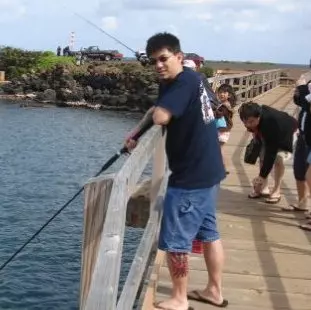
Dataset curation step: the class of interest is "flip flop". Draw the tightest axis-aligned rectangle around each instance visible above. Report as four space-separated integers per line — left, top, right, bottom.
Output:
153 302 194 310
187 290 228 308
299 223 311 231
248 192 270 199
265 196 281 204
281 204 308 212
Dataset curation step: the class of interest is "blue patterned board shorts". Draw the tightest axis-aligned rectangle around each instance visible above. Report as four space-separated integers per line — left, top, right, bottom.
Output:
158 185 220 253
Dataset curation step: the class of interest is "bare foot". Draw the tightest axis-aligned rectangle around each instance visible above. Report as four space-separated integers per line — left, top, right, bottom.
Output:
200 285 225 306
154 298 189 310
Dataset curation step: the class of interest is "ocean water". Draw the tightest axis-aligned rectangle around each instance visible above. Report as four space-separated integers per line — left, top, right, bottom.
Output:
0 101 144 309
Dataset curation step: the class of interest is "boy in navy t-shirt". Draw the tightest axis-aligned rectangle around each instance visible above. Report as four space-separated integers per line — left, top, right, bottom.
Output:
125 33 228 309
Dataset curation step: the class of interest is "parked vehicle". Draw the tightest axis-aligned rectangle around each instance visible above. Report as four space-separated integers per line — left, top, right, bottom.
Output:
81 46 123 61
183 52 205 68
63 46 123 61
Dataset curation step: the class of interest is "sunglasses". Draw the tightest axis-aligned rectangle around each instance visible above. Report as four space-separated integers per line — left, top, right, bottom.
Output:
149 54 173 65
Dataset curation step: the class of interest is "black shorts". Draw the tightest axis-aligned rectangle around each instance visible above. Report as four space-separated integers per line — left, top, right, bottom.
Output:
293 134 310 181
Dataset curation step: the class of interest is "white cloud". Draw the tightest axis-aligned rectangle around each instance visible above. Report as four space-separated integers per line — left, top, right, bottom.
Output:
233 22 251 32
276 3 296 13
101 16 118 30
174 0 217 3
196 13 213 21
253 24 270 32
0 0 310 63
167 24 179 36
240 9 257 18
0 0 26 23
124 0 177 10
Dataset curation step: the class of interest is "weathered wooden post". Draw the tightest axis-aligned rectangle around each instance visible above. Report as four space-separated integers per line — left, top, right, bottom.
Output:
79 175 115 309
0 71 5 82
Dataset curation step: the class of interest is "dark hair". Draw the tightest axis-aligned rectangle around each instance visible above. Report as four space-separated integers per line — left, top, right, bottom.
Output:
217 84 237 107
238 101 262 121
146 32 181 57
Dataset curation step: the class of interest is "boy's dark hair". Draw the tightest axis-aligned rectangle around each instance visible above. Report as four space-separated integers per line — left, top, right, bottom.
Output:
238 101 262 121
146 32 181 57
217 84 238 107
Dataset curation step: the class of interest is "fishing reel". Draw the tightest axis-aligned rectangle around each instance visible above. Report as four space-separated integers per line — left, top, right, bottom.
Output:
135 51 150 67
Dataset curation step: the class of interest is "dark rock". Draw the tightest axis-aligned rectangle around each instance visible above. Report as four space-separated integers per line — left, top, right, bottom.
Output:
56 88 83 102
1 83 15 94
1 64 160 111
118 95 128 105
84 86 93 99
105 95 119 106
36 89 57 102
93 89 102 96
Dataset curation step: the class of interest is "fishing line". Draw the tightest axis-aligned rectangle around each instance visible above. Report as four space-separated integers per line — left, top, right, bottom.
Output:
69 8 136 54
0 120 153 272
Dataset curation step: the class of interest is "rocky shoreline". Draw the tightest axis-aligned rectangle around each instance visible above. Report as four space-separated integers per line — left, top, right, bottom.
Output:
0 63 159 112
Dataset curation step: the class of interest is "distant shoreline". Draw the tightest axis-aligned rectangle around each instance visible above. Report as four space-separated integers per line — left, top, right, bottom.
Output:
0 94 144 113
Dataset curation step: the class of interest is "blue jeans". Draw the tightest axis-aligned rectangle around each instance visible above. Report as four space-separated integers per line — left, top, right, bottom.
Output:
158 185 220 253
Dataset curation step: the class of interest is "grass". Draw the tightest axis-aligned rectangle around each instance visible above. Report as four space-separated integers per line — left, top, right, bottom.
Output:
35 54 75 71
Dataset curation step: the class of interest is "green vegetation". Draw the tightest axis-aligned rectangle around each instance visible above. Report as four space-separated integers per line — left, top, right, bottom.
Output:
0 46 75 79
199 66 214 77
0 46 215 81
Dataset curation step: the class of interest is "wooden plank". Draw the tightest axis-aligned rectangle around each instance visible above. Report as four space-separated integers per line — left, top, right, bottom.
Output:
79 175 114 309
161 251 311 279
159 268 311 295
218 220 311 246
156 288 311 310
140 251 166 310
221 238 311 255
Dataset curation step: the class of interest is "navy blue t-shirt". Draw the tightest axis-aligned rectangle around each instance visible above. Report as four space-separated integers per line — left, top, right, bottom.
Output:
155 67 226 189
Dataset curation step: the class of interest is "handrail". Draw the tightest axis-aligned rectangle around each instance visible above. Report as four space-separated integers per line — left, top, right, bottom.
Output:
80 125 166 309
207 68 281 83
207 69 282 103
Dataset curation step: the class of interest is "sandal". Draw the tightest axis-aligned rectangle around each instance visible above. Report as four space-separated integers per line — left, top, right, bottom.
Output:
154 302 194 310
282 204 308 212
299 222 311 231
187 290 228 308
248 191 270 199
305 212 311 219
265 196 281 204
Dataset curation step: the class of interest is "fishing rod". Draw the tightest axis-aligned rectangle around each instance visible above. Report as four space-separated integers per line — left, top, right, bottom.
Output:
0 120 153 272
72 11 136 54
67 8 150 65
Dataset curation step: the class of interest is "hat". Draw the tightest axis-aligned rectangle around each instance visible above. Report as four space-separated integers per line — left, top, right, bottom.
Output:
183 59 196 70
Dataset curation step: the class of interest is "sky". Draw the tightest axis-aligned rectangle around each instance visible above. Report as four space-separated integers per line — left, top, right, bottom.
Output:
0 0 310 64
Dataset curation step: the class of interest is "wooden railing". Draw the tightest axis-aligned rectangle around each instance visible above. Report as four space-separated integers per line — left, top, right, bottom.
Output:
208 69 282 103
80 125 167 310
78 68 282 310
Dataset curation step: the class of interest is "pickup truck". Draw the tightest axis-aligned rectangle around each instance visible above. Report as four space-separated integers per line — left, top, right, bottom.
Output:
81 46 123 61
63 46 123 61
